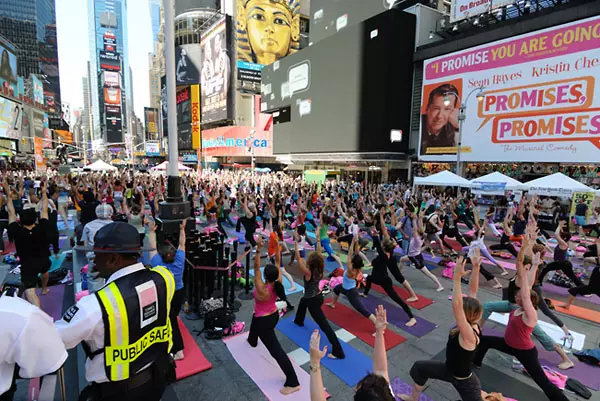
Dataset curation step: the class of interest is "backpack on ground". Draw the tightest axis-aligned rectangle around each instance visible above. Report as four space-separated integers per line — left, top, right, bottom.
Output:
200 308 235 340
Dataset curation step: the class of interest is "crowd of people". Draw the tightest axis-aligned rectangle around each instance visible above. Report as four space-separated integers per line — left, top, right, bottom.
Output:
0 168 599 401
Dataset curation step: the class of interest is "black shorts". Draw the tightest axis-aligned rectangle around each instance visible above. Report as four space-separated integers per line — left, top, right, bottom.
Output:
21 258 51 290
408 254 425 270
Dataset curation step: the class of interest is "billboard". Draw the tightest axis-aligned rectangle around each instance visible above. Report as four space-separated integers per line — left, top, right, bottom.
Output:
144 107 158 135
105 104 122 143
201 17 232 124
0 97 21 139
32 75 44 105
450 0 513 24
55 129 73 145
145 141 160 156
161 75 168 137
99 50 121 71
103 32 117 51
103 71 120 87
177 86 192 150
190 84 201 149
104 87 121 105
236 0 301 92
420 15 600 163
202 125 273 157
175 44 201 85
34 137 45 172
0 36 18 96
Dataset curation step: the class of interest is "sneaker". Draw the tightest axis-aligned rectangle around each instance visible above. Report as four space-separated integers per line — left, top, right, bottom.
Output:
174 350 185 361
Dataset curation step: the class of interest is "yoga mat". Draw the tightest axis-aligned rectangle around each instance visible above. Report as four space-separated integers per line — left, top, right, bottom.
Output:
224 333 315 401
49 253 67 272
432 348 544 400
175 317 212 380
2 240 15 254
548 299 600 324
249 267 304 296
370 284 434 310
361 295 438 337
484 326 600 390
35 283 66 321
322 301 406 349
277 317 372 386
542 284 600 306
392 377 435 401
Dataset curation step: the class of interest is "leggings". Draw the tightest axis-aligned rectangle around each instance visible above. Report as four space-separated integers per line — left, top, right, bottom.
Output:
462 245 501 269
245 231 257 248
408 360 482 401
320 238 335 259
169 288 185 354
48 231 60 255
333 285 371 318
294 294 345 358
440 227 469 249
489 235 518 257
457 214 474 229
247 312 300 388
474 336 568 401
569 265 600 297
538 261 584 287
364 275 414 319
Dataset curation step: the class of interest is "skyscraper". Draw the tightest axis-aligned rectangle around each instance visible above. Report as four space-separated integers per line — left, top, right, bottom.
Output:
147 4 164 139
148 0 161 47
88 0 131 144
0 0 62 116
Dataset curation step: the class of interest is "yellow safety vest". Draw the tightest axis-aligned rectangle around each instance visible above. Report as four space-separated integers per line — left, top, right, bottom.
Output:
96 265 175 381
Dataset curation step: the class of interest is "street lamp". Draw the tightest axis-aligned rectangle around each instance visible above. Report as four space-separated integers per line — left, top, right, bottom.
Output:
248 129 256 174
443 86 485 177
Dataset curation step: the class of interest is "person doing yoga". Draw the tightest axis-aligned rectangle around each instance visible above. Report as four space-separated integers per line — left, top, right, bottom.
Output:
462 226 506 289
398 251 484 401
247 236 300 395
537 220 584 288
489 212 519 258
327 235 377 329
472 225 570 401
361 210 418 327
318 206 344 270
293 228 345 359
560 238 600 309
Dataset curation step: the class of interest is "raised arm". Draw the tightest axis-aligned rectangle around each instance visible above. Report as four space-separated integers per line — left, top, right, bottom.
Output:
146 220 159 260
372 305 390 382
3 179 16 224
554 221 568 249
452 256 479 347
40 180 48 221
517 224 538 327
379 209 390 240
294 231 310 279
254 237 270 300
178 219 186 252
468 248 481 298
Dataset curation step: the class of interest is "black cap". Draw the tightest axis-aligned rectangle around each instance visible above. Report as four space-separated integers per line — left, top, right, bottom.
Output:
83 222 154 254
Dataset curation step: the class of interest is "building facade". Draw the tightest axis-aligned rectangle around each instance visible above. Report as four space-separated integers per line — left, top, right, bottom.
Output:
88 0 131 144
0 0 62 116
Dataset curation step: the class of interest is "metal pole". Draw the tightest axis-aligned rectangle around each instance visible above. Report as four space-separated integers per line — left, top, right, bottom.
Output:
164 0 179 181
456 104 466 177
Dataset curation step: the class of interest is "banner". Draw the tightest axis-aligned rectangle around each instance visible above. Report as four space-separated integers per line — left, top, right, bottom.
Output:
570 191 595 224
191 84 201 149
144 107 158 135
201 17 232 123
0 96 20 139
34 137 45 172
201 125 272 157
55 129 73 145
471 181 507 195
31 75 44 105
236 0 301 93
145 141 160 156
450 0 513 23
176 44 201 85
0 36 18 96
420 16 600 163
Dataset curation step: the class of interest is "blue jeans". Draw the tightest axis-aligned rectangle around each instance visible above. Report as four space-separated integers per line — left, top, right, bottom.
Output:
482 301 555 351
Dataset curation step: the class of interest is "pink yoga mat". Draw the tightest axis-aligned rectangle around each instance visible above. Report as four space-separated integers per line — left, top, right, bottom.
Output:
224 333 327 401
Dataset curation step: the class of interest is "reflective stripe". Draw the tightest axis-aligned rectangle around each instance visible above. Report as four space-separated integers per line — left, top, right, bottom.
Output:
98 283 130 381
105 324 170 364
152 266 175 352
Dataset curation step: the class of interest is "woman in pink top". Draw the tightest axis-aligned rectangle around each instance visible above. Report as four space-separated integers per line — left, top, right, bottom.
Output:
473 222 568 401
247 236 300 395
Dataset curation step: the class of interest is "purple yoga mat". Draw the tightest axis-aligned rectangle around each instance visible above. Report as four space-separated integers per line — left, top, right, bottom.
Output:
542 283 600 306
392 377 434 401
483 326 600 390
35 283 66 321
362 294 438 337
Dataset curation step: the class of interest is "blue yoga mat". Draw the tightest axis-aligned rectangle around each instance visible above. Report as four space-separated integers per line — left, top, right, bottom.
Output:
249 267 304 296
49 253 67 272
277 317 372 387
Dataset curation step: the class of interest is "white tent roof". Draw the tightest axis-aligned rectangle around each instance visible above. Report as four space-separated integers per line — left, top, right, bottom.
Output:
86 159 117 171
471 171 524 191
524 173 595 196
413 170 471 187
150 161 192 171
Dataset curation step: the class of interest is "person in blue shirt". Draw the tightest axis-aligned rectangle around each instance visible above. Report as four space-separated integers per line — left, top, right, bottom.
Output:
147 219 187 361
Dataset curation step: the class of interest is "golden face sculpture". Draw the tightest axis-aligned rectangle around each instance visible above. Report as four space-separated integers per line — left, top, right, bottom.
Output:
237 0 300 65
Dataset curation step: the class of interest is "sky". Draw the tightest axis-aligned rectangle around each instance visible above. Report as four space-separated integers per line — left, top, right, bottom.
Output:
56 0 154 120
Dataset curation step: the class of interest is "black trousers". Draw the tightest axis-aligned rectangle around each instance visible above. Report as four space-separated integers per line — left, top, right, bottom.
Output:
247 312 300 388
489 236 519 257
333 285 371 318
0 221 7 252
440 227 469 249
170 288 185 354
364 275 414 319
79 365 167 401
457 214 474 229
294 294 345 358
538 261 584 287
49 230 60 255
409 360 482 401
473 336 568 401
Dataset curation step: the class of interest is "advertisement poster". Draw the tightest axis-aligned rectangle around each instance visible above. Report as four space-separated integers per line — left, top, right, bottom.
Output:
190 84 201 149
177 86 192 150
104 87 121 105
236 0 301 91
0 37 18 96
201 17 232 123
99 50 121 71
201 126 272 157
145 141 160 156
176 44 201 85
34 137 45 172
570 191 595 223
144 107 158 135
0 96 20 139
31 75 44 104
420 16 600 163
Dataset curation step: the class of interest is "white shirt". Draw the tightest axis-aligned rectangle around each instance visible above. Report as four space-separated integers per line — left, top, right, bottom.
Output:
82 218 112 260
0 296 68 394
54 263 146 383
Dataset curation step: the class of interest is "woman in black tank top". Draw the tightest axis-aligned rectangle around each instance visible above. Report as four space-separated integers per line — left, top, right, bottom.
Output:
398 252 484 401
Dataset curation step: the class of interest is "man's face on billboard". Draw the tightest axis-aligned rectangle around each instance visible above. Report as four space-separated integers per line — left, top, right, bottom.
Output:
426 94 455 135
246 0 293 65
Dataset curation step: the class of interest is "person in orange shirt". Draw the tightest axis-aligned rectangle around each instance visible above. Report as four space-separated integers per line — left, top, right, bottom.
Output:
266 223 296 310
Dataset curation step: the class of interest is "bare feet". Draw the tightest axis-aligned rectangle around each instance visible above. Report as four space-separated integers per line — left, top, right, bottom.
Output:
327 354 339 359
280 386 301 395
42 288 50 295
501 270 509 276
406 318 417 327
406 296 419 302
558 303 571 309
359 292 368 298
493 283 503 289
326 303 336 309
558 360 575 370
289 286 297 292
436 286 444 292
397 394 412 401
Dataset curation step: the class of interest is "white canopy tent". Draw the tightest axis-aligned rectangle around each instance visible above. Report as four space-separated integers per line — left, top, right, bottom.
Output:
413 170 472 188
150 161 192 172
524 173 595 197
471 172 525 191
86 159 117 171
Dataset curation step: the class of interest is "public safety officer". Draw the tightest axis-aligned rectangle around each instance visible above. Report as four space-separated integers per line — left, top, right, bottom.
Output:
55 222 176 401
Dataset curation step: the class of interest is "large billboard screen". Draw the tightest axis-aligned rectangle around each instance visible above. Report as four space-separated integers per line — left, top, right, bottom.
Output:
32 75 44 105
104 87 121 105
144 107 158 136
175 44 201 85
99 50 121 71
0 97 20 139
0 36 18 96
235 0 301 92
177 86 192 150
420 16 600 163
201 17 232 124
202 124 273 157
